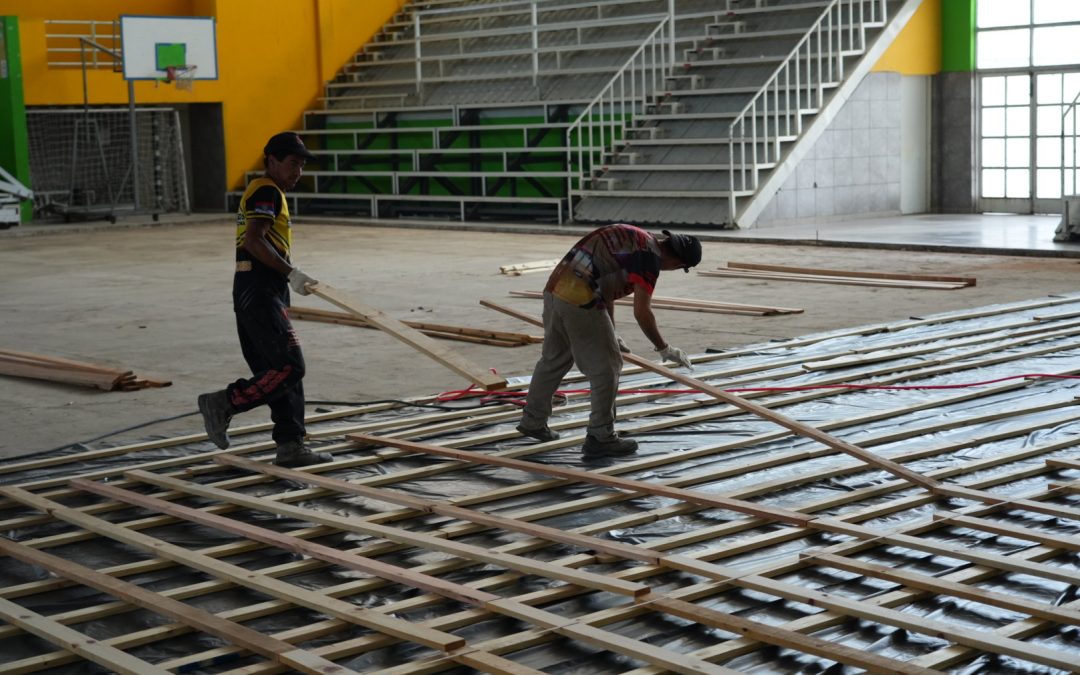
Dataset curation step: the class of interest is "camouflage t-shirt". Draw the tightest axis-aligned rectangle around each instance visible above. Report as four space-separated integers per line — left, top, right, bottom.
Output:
545 224 661 309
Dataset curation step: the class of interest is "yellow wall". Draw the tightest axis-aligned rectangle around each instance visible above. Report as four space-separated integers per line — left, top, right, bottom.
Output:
1 0 405 191
873 0 942 75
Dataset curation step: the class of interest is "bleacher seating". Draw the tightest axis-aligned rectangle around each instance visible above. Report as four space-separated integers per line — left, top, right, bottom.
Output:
231 0 920 227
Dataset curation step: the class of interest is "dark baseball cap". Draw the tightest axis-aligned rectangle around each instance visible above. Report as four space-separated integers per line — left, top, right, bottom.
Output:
264 132 316 160
662 229 702 272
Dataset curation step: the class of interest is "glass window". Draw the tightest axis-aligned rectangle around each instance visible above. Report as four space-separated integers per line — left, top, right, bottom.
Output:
1065 73 1080 103
983 76 1006 106
1037 168 1062 198
1032 25 1080 66
1037 136 1064 167
1037 104 1063 135
1066 168 1079 195
1034 0 1080 25
978 0 1029 28
983 168 1006 197
1006 74 1031 105
1006 169 1031 197
983 107 1006 136
983 138 1006 166
1037 73 1062 104
1006 106 1030 136
1006 137 1029 166
978 29 1030 69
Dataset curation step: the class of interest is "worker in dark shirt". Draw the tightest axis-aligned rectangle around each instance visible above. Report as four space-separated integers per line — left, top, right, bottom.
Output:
517 224 702 458
197 132 331 467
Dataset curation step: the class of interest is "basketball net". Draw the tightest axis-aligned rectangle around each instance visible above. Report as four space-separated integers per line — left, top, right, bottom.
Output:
166 65 197 91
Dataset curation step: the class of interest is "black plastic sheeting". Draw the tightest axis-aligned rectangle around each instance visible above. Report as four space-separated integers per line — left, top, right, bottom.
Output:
3 295 1080 673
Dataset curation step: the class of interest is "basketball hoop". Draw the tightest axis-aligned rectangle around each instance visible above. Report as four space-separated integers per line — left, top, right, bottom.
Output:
165 65 197 91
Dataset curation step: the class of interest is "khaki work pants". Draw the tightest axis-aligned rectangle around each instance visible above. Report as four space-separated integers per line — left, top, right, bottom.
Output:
521 292 623 441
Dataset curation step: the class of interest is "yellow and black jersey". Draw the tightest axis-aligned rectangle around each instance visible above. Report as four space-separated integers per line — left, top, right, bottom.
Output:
233 177 292 310
236 177 291 259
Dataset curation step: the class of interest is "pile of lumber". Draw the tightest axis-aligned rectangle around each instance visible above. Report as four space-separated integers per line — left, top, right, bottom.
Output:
508 290 802 316
700 262 976 290
289 306 542 348
0 349 171 391
498 258 560 276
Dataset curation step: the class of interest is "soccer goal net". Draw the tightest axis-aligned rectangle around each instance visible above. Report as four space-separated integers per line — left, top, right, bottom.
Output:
26 107 190 221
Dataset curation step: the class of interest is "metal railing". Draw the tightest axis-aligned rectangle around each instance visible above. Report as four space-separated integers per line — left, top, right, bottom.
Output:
411 0 676 98
1063 91 1080 198
565 13 674 220
725 0 888 222
45 20 120 69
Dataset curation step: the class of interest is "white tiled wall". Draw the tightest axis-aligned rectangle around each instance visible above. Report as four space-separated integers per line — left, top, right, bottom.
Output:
756 72 905 225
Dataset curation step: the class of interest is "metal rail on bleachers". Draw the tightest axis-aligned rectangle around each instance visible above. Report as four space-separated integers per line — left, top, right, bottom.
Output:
565 10 673 221
411 0 676 100
725 0 888 222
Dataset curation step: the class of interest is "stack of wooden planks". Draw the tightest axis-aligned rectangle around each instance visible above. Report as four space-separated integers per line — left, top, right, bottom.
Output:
0 348 171 391
700 262 977 290
498 258 560 276
289 306 542 348
508 289 802 315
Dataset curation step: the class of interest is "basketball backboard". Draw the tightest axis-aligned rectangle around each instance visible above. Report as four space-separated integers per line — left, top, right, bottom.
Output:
120 15 218 80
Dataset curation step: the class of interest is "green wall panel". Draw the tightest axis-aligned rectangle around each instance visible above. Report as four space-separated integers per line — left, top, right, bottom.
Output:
0 16 31 222
942 0 975 72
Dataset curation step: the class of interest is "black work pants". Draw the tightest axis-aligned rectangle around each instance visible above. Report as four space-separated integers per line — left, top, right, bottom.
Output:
225 296 306 444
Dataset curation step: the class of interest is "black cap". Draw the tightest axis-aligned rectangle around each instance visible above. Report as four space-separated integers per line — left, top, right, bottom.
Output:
264 132 316 160
662 229 702 272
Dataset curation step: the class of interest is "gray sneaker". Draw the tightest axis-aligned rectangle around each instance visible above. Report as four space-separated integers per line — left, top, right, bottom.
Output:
197 390 234 450
582 434 638 459
275 440 332 468
516 423 560 442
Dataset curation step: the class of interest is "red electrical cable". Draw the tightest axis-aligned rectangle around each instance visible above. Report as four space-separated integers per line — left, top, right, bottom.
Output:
435 373 1080 403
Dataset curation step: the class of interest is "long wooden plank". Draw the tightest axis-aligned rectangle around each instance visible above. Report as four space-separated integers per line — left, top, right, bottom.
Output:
0 537 356 675
806 551 1080 626
290 306 542 344
712 267 970 289
0 486 468 654
931 510 1080 547
620 353 942 491
309 282 507 391
726 261 977 286
0 358 125 390
699 269 967 290
293 309 525 347
646 594 942 675
507 289 802 315
0 348 130 374
0 595 172 675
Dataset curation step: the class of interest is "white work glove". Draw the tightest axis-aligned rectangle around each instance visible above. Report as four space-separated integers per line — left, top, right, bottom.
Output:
287 268 317 296
657 344 693 370
616 335 631 353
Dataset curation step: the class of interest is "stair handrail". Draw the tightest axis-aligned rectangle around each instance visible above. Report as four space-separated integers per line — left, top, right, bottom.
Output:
565 9 675 221
1062 90 1080 198
725 0 888 224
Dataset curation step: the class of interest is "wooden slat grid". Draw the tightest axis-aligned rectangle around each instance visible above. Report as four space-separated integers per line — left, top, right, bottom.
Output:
1 295 1080 672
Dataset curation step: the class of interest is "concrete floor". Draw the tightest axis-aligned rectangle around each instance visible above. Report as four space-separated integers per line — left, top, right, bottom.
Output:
3 212 1080 460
